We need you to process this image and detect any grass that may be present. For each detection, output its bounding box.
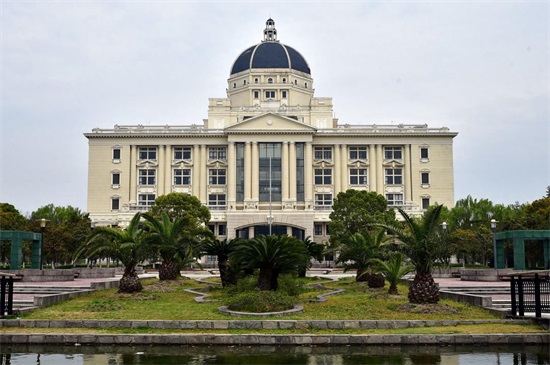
[4,276,545,335]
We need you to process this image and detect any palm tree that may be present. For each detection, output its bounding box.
[230,235,308,291]
[336,229,387,286]
[201,238,242,287]
[373,253,414,294]
[379,205,444,303]
[142,212,197,280]
[77,213,148,293]
[298,236,325,277]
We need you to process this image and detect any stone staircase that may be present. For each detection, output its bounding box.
[12,285,100,314]
[439,285,512,312]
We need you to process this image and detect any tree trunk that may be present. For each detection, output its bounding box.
[118,269,143,293]
[356,268,369,282]
[408,271,439,304]
[159,260,179,281]
[218,259,236,287]
[388,284,398,295]
[368,273,385,288]
[258,266,277,290]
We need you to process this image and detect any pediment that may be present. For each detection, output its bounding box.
[382,160,405,168]
[225,113,316,134]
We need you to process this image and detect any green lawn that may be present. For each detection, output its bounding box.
[4,277,546,335]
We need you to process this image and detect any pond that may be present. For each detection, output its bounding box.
[1,344,549,365]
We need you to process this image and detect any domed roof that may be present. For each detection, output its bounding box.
[230,19,311,76]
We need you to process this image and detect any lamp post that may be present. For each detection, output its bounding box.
[441,222,448,269]
[491,219,498,269]
[38,218,48,270]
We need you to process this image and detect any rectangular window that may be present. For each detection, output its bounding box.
[111,198,120,211]
[265,90,275,99]
[139,147,157,160]
[349,168,367,185]
[384,146,402,160]
[209,147,227,160]
[236,143,245,202]
[208,194,226,207]
[281,90,287,98]
[208,224,215,233]
[349,146,367,160]
[314,168,332,185]
[422,198,430,210]
[174,147,192,160]
[112,173,120,186]
[315,194,333,209]
[259,143,282,202]
[386,193,404,206]
[296,143,305,202]
[253,90,259,99]
[173,169,191,185]
[385,169,403,185]
[325,224,330,235]
[209,169,226,185]
[421,172,430,185]
[420,147,429,159]
[112,148,121,160]
[138,169,156,185]
[314,146,332,160]
[314,224,323,236]
[138,194,156,206]
[218,224,227,236]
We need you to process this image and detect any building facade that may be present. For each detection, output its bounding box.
[85,19,458,241]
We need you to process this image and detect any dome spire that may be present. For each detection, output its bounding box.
[263,18,278,42]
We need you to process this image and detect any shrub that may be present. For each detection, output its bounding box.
[227,290,295,313]
[276,274,306,296]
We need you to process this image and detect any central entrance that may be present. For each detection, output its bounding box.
[236,225,305,241]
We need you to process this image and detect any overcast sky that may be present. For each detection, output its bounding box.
[1,1,548,216]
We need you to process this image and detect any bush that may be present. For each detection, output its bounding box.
[276,274,306,296]
[227,290,295,313]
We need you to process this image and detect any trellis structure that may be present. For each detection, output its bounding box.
[0,230,43,270]
[494,230,550,270]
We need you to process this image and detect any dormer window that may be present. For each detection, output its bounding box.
[243,80,247,85]
[233,83,236,88]
[282,78,287,83]
[255,78,259,84]
[268,78,273,84]
[305,82,308,88]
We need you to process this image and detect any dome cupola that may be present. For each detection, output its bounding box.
[230,19,311,75]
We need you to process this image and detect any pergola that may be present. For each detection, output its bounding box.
[494,230,550,270]
[0,230,43,270]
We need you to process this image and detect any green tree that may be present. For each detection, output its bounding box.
[200,238,242,287]
[77,213,148,293]
[297,236,325,277]
[328,190,396,242]
[379,205,444,304]
[230,235,308,291]
[0,203,29,264]
[336,229,388,286]
[524,197,550,230]
[150,193,211,227]
[142,212,199,280]
[373,253,414,294]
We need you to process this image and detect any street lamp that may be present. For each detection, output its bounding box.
[441,222,448,269]
[491,219,498,269]
[38,218,49,270]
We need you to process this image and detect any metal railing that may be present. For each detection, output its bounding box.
[510,272,550,318]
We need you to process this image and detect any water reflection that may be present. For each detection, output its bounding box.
[1,345,548,365]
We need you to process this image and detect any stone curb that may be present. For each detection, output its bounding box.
[0,333,548,345]
[218,305,305,316]
[0,319,536,330]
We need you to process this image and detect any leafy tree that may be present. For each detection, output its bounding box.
[524,197,550,230]
[142,212,199,280]
[328,190,396,242]
[379,205,444,304]
[373,253,414,294]
[297,236,325,277]
[336,229,388,286]
[77,213,148,293]
[150,193,210,228]
[200,238,242,287]
[230,235,308,291]
[0,203,29,264]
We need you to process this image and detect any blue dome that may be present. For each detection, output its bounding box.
[230,42,311,75]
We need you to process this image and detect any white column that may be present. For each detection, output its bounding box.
[244,142,252,202]
[164,145,172,195]
[129,145,136,203]
[304,142,313,209]
[192,145,201,198]
[289,141,297,204]
[200,145,207,204]
[334,144,341,194]
[376,145,383,193]
[341,144,348,192]
[252,141,259,205]
[404,144,412,202]
[157,145,165,197]
[369,145,376,192]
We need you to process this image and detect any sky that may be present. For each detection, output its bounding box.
[1,1,548,216]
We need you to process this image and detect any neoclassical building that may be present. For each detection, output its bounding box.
[85,19,458,241]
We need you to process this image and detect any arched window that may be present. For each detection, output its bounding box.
[268,78,273,84]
